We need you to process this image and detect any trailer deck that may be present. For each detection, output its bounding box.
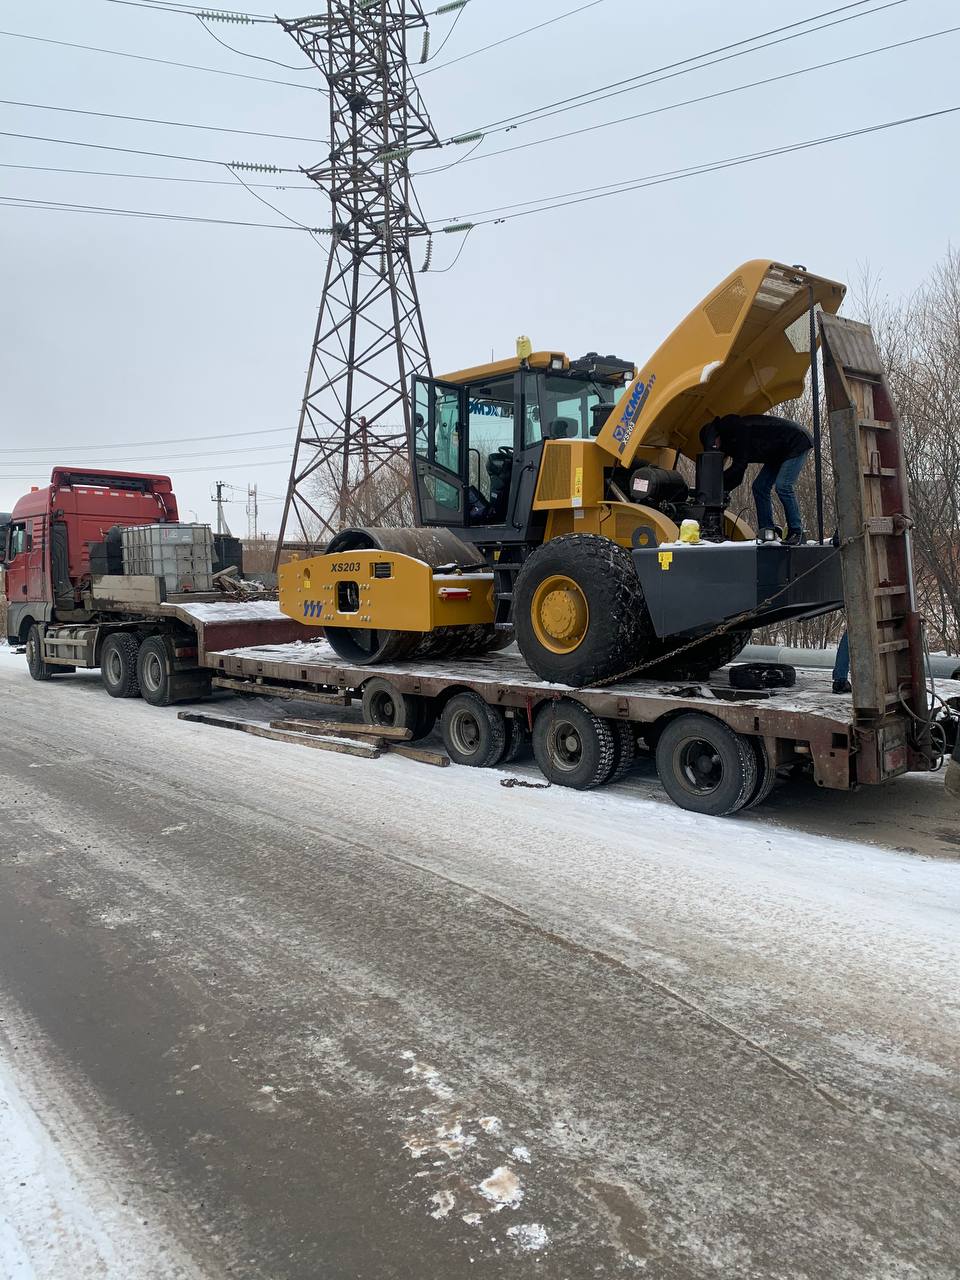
[168,600,960,793]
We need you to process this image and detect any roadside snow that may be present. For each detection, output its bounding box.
[0,1003,199,1279]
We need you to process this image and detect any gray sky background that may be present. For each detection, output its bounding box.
[1,0,958,531]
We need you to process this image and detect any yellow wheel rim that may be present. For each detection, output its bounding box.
[530,574,590,654]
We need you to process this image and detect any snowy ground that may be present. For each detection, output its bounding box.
[0,641,958,1278]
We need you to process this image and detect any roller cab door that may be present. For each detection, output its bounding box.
[411,376,467,526]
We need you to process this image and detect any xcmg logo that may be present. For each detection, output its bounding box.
[612,374,656,455]
[302,600,325,619]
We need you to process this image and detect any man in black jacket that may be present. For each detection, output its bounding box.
[700,414,813,544]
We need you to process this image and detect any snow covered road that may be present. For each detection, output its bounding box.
[1,645,958,1278]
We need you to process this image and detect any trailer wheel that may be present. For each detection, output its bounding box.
[440,692,508,767]
[654,713,758,816]
[100,633,141,699]
[532,698,616,790]
[501,715,531,764]
[362,677,434,740]
[743,738,779,810]
[606,719,638,784]
[25,624,55,681]
[514,534,655,686]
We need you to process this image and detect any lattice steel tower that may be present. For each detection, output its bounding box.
[274,0,439,558]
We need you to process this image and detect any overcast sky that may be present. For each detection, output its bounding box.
[1,0,958,532]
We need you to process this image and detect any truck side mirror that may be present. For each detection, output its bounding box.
[0,516,10,565]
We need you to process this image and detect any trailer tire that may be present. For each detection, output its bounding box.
[743,737,779,810]
[100,633,141,699]
[362,677,432,739]
[532,698,616,790]
[606,719,638,784]
[26,624,55,681]
[501,715,531,764]
[514,534,655,686]
[440,692,508,767]
[655,713,757,816]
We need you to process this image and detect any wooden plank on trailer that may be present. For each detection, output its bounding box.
[177,711,380,758]
[211,676,349,705]
[272,718,412,741]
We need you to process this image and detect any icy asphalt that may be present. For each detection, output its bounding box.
[0,645,958,1278]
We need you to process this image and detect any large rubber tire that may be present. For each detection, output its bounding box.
[606,719,638,784]
[440,691,508,767]
[654,713,758,816]
[362,677,435,740]
[25,624,54,681]
[100,633,141,699]
[729,661,796,690]
[514,534,655,686]
[532,698,616,790]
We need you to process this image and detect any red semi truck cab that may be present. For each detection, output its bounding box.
[1,468,178,645]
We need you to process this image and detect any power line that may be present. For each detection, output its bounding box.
[450,0,905,141]
[0,29,321,93]
[0,161,317,189]
[0,426,293,454]
[0,457,294,480]
[195,16,315,71]
[0,443,291,466]
[0,128,280,170]
[0,97,326,145]
[420,22,960,175]
[454,104,960,226]
[418,0,608,75]
[101,0,275,22]
[0,193,318,231]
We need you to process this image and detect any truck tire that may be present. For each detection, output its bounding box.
[100,633,141,698]
[514,534,656,686]
[654,713,758,816]
[606,719,638,784]
[440,691,508,767]
[532,698,616,790]
[362,677,435,739]
[26,624,54,681]
[136,636,174,706]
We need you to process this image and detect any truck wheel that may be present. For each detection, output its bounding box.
[362,677,434,740]
[26,624,54,681]
[513,534,655,686]
[654,713,758,816]
[532,698,616,790]
[606,719,638,784]
[440,692,508,767]
[137,636,173,706]
[100,633,141,698]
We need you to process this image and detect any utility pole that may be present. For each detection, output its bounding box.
[213,481,232,537]
[274,0,440,566]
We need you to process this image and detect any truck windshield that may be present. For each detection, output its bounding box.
[524,375,620,445]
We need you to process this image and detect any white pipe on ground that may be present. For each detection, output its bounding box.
[740,644,960,681]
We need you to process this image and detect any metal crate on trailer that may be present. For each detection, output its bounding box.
[121,524,214,595]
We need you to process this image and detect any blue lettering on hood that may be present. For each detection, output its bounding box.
[611,374,656,456]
